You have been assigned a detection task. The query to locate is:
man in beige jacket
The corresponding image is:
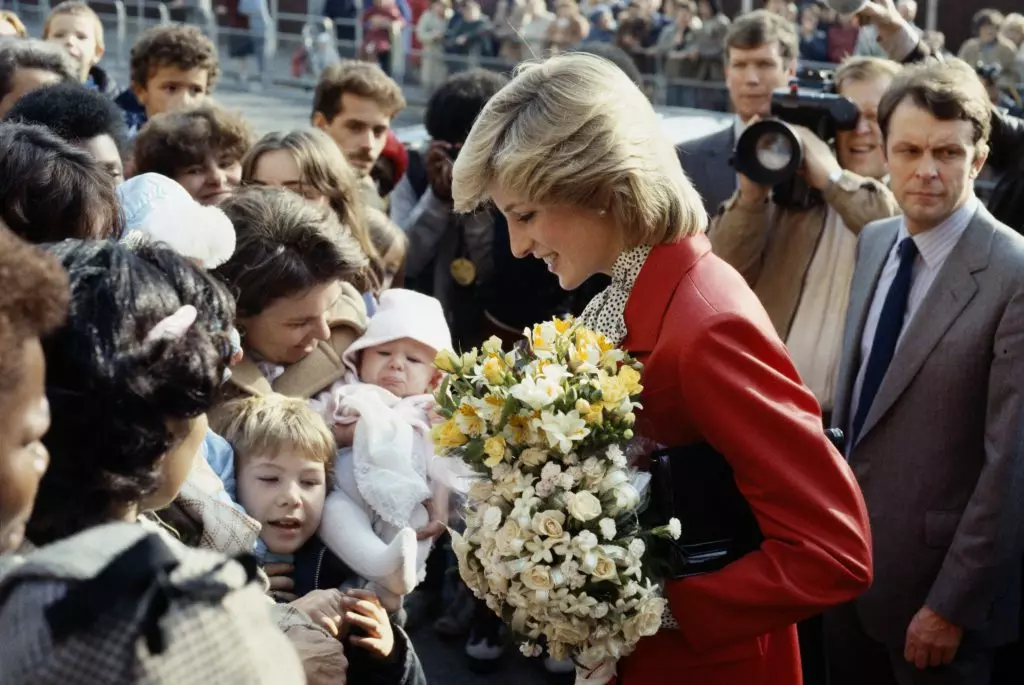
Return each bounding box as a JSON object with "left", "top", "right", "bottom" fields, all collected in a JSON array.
[{"left": 711, "top": 56, "right": 902, "bottom": 422}]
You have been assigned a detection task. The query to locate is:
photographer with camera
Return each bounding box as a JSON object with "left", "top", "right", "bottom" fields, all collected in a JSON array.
[
  {"left": 853, "top": 0, "right": 1024, "bottom": 231},
  {"left": 711, "top": 55, "right": 901, "bottom": 422}
]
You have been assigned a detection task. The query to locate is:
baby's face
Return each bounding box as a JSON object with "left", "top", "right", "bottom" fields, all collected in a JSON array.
[
  {"left": 237, "top": 448, "right": 327, "bottom": 555},
  {"left": 359, "top": 338, "right": 439, "bottom": 398}
]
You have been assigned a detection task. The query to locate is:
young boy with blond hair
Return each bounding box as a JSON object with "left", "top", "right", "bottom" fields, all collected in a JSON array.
[{"left": 42, "top": 1, "right": 115, "bottom": 96}]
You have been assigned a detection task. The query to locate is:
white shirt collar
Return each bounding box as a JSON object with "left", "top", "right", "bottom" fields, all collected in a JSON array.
[{"left": 897, "top": 194, "right": 979, "bottom": 269}]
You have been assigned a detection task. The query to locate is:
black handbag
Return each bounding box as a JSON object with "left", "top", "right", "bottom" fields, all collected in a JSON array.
[{"left": 649, "top": 428, "right": 845, "bottom": 579}]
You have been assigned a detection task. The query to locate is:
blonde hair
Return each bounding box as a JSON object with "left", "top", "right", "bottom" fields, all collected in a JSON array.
[
  {"left": 451, "top": 53, "right": 706, "bottom": 246},
  {"left": 242, "top": 129, "right": 380, "bottom": 293},
  {"left": 212, "top": 394, "right": 336, "bottom": 475},
  {"left": 43, "top": 1, "right": 104, "bottom": 51},
  {"left": 834, "top": 56, "right": 903, "bottom": 94},
  {"left": 0, "top": 11, "right": 27, "bottom": 38}
]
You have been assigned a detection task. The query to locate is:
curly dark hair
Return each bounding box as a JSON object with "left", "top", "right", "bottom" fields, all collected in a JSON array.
[
  {"left": 132, "top": 102, "right": 253, "bottom": 178},
  {"left": 129, "top": 24, "right": 219, "bottom": 90},
  {"left": 214, "top": 186, "right": 369, "bottom": 318},
  {"left": 0, "top": 223, "right": 69, "bottom": 399},
  {"left": 6, "top": 82, "right": 129, "bottom": 156},
  {"left": 0, "top": 122, "right": 123, "bottom": 242},
  {"left": 26, "top": 240, "right": 235, "bottom": 546},
  {"left": 424, "top": 69, "right": 508, "bottom": 145}
]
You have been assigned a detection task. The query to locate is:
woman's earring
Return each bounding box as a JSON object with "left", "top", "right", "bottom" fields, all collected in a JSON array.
[{"left": 598, "top": 209, "right": 608, "bottom": 216}]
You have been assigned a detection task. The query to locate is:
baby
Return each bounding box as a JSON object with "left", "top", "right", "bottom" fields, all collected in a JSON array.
[
  {"left": 212, "top": 393, "right": 348, "bottom": 595},
  {"left": 317, "top": 289, "right": 454, "bottom": 610}
]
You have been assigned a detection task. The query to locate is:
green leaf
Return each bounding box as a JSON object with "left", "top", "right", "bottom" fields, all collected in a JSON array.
[{"left": 463, "top": 437, "right": 486, "bottom": 463}]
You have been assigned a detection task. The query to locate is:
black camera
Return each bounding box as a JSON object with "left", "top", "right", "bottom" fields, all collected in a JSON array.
[
  {"left": 733, "top": 69, "right": 860, "bottom": 209},
  {"left": 975, "top": 61, "right": 1001, "bottom": 86}
]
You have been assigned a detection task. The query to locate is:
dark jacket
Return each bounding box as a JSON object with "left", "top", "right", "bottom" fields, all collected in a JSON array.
[
  {"left": 86, "top": 65, "right": 118, "bottom": 98},
  {"left": 114, "top": 87, "right": 147, "bottom": 137},
  {"left": 280, "top": 537, "right": 427, "bottom": 685}
]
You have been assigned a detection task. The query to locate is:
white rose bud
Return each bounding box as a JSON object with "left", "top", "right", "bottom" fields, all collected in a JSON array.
[
  {"left": 532, "top": 510, "right": 567, "bottom": 538},
  {"left": 575, "top": 530, "right": 599, "bottom": 552},
  {"left": 591, "top": 552, "right": 618, "bottom": 581},
  {"left": 521, "top": 564, "right": 555, "bottom": 592},
  {"left": 599, "top": 518, "right": 617, "bottom": 540},
  {"left": 468, "top": 480, "right": 495, "bottom": 502},
  {"left": 613, "top": 484, "right": 640, "bottom": 513},
  {"left": 483, "top": 505, "right": 503, "bottom": 531},
  {"left": 567, "top": 491, "right": 602, "bottom": 522}
]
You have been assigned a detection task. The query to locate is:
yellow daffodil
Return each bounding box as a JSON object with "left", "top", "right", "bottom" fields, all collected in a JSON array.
[{"left": 483, "top": 436, "right": 507, "bottom": 468}]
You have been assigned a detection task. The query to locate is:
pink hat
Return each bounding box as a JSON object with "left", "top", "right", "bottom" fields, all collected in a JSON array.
[{"left": 343, "top": 289, "right": 453, "bottom": 374}]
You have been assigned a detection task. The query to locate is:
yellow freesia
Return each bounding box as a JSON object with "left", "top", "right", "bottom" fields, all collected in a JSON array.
[
  {"left": 434, "top": 349, "right": 458, "bottom": 373},
  {"left": 481, "top": 356, "right": 504, "bottom": 385},
  {"left": 482, "top": 336, "right": 504, "bottom": 356},
  {"left": 483, "top": 436, "right": 507, "bottom": 468},
  {"left": 455, "top": 402, "right": 486, "bottom": 436},
  {"left": 432, "top": 419, "right": 469, "bottom": 448}
]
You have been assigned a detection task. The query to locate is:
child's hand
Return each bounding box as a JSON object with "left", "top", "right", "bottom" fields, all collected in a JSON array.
[
  {"left": 333, "top": 422, "right": 356, "bottom": 447},
  {"left": 291, "top": 589, "right": 346, "bottom": 637},
  {"left": 427, "top": 405, "right": 444, "bottom": 426},
  {"left": 340, "top": 589, "right": 395, "bottom": 660},
  {"left": 415, "top": 520, "right": 446, "bottom": 541},
  {"left": 266, "top": 562, "right": 297, "bottom": 602}
]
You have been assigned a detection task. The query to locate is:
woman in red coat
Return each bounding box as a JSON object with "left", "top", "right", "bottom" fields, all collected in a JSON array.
[{"left": 450, "top": 52, "right": 874, "bottom": 685}]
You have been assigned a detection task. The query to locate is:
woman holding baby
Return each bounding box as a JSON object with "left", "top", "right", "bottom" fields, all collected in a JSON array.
[{"left": 449, "top": 53, "right": 874, "bottom": 685}]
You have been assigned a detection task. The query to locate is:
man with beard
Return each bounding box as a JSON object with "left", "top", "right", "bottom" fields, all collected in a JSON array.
[{"left": 313, "top": 60, "right": 406, "bottom": 212}]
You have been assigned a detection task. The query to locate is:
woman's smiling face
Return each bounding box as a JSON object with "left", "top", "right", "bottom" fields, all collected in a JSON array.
[{"left": 489, "top": 185, "right": 624, "bottom": 291}]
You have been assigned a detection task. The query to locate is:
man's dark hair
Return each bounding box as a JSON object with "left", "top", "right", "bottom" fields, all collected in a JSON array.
[
  {"left": 28, "top": 239, "right": 235, "bottom": 545},
  {"left": 133, "top": 102, "right": 253, "bottom": 177},
  {"left": 129, "top": 25, "right": 219, "bottom": 89},
  {"left": 313, "top": 60, "right": 406, "bottom": 123},
  {"left": 571, "top": 43, "right": 643, "bottom": 87},
  {"left": 725, "top": 9, "right": 799, "bottom": 63},
  {"left": 425, "top": 69, "right": 509, "bottom": 144},
  {"left": 6, "top": 82, "right": 129, "bottom": 155},
  {"left": 0, "top": 38, "right": 77, "bottom": 101},
  {"left": 878, "top": 58, "right": 992, "bottom": 153},
  {"left": 0, "top": 122, "right": 123, "bottom": 243},
  {"left": 214, "top": 186, "right": 369, "bottom": 318}
]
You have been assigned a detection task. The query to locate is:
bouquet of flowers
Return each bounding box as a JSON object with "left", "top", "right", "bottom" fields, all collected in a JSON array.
[{"left": 431, "top": 318, "right": 681, "bottom": 679}]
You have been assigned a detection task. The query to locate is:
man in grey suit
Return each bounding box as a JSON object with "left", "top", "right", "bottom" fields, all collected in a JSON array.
[
  {"left": 828, "top": 58, "right": 1024, "bottom": 684},
  {"left": 676, "top": 10, "right": 796, "bottom": 217}
]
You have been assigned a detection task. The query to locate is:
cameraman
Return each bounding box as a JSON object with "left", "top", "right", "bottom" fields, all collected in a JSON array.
[
  {"left": 710, "top": 56, "right": 902, "bottom": 420},
  {"left": 859, "top": 0, "right": 1024, "bottom": 230}
]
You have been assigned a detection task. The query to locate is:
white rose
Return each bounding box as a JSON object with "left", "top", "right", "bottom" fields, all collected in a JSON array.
[
  {"left": 549, "top": 621, "right": 589, "bottom": 645},
  {"left": 598, "top": 518, "right": 617, "bottom": 540},
  {"left": 601, "top": 469, "right": 629, "bottom": 492},
  {"left": 635, "top": 596, "right": 667, "bottom": 638},
  {"left": 483, "top": 505, "right": 503, "bottom": 531},
  {"left": 591, "top": 552, "right": 618, "bottom": 581},
  {"left": 567, "top": 491, "right": 603, "bottom": 522},
  {"left": 521, "top": 564, "right": 555, "bottom": 591},
  {"left": 532, "top": 510, "right": 567, "bottom": 538},
  {"left": 612, "top": 484, "right": 640, "bottom": 513},
  {"left": 496, "top": 519, "right": 525, "bottom": 556},
  {"left": 520, "top": 447, "right": 549, "bottom": 468}
]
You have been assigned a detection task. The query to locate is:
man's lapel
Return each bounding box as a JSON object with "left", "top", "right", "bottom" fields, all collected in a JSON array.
[
  {"left": 833, "top": 221, "right": 897, "bottom": 430},
  {"left": 855, "top": 208, "right": 993, "bottom": 445},
  {"left": 707, "top": 126, "right": 737, "bottom": 207}
]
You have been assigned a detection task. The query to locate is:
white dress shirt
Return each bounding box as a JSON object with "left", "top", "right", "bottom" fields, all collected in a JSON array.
[{"left": 848, "top": 195, "right": 980, "bottom": 431}]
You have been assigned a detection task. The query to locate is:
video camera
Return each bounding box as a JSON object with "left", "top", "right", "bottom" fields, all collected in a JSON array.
[{"left": 732, "top": 68, "right": 860, "bottom": 209}]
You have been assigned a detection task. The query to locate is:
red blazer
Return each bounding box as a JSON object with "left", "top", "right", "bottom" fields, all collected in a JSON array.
[{"left": 615, "top": 236, "right": 873, "bottom": 685}]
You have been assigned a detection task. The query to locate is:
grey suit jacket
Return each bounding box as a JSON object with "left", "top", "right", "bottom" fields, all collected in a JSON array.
[
  {"left": 832, "top": 204, "right": 1024, "bottom": 648},
  {"left": 676, "top": 124, "right": 736, "bottom": 218}
]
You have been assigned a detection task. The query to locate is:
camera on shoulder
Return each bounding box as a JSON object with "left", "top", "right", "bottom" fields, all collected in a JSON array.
[{"left": 732, "top": 68, "right": 859, "bottom": 210}]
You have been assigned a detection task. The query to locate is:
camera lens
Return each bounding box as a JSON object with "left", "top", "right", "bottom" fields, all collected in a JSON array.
[{"left": 755, "top": 133, "right": 794, "bottom": 172}]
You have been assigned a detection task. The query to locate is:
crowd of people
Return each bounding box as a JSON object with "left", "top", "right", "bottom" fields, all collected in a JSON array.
[{"left": 1, "top": 0, "right": 1024, "bottom": 684}]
